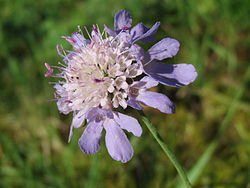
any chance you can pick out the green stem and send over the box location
[138,111,192,188]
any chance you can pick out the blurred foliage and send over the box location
[0,0,250,187]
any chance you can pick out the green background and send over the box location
[0,0,250,187]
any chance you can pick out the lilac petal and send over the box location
[54,84,66,96]
[97,108,114,120]
[137,91,175,114]
[144,62,197,87]
[139,76,159,89]
[86,107,114,122]
[68,110,86,142]
[71,110,86,128]
[104,119,133,163]
[133,22,160,43]
[62,33,90,50]
[129,44,144,60]
[127,99,144,110]
[114,10,132,31]
[68,125,74,143]
[148,38,180,60]
[57,99,71,115]
[118,32,133,45]
[130,76,158,91]
[91,25,103,43]
[86,107,99,122]
[114,112,142,137]
[71,33,90,46]
[104,25,117,37]
[64,52,76,64]
[78,121,103,154]
[130,23,149,41]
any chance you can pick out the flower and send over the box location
[45,10,197,163]
[78,107,142,163]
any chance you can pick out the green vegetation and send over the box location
[0,0,250,187]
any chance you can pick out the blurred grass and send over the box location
[176,67,250,188]
[0,0,250,187]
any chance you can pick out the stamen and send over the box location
[48,98,59,102]
[57,45,65,57]
[118,49,130,56]
[51,65,66,71]
[77,25,84,35]
[94,78,104,83]
[96,24,104,42]
[58,62,67,68]
[50,74,64,78]
[101,26,106,37]
[48,81,65,85]
[59,44,69,58]
[111,29,124,43]
[62,36,76,44]
[84,26,92,40]
[92,24,98,33]
[103,27,108,39]
[44,63,54,77]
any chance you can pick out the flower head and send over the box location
[45,10,197,163]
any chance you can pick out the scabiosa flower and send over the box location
[45,10,197,163]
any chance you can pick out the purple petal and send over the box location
[62,33,90,50]
[86,107,114,122]
[130,76,158,91]
[71,33,90,46]
[139,76,159,89]
[144,62,197,87]
[130,23,149,41]
[129,44,144,61]
[91,25,102,43]
[98,108,114,119]
[148,38,180,60]
[104,119,133,163]
[71,110,86,128]
[57,99,71,115]
[114,113,142,137]
[54,84,65,96]
[104,25,117,37]
[137,91,175,114]
[68,125,74,143]
[64,52,77,64]
[86,107,99,122]
[118,32,132,45]
[78,121,103,154]
[68,110,86,142]
[114,10,132,31]
[133,22,160,43]
[127,99,144,110]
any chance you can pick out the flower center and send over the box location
[58,33,142,113]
